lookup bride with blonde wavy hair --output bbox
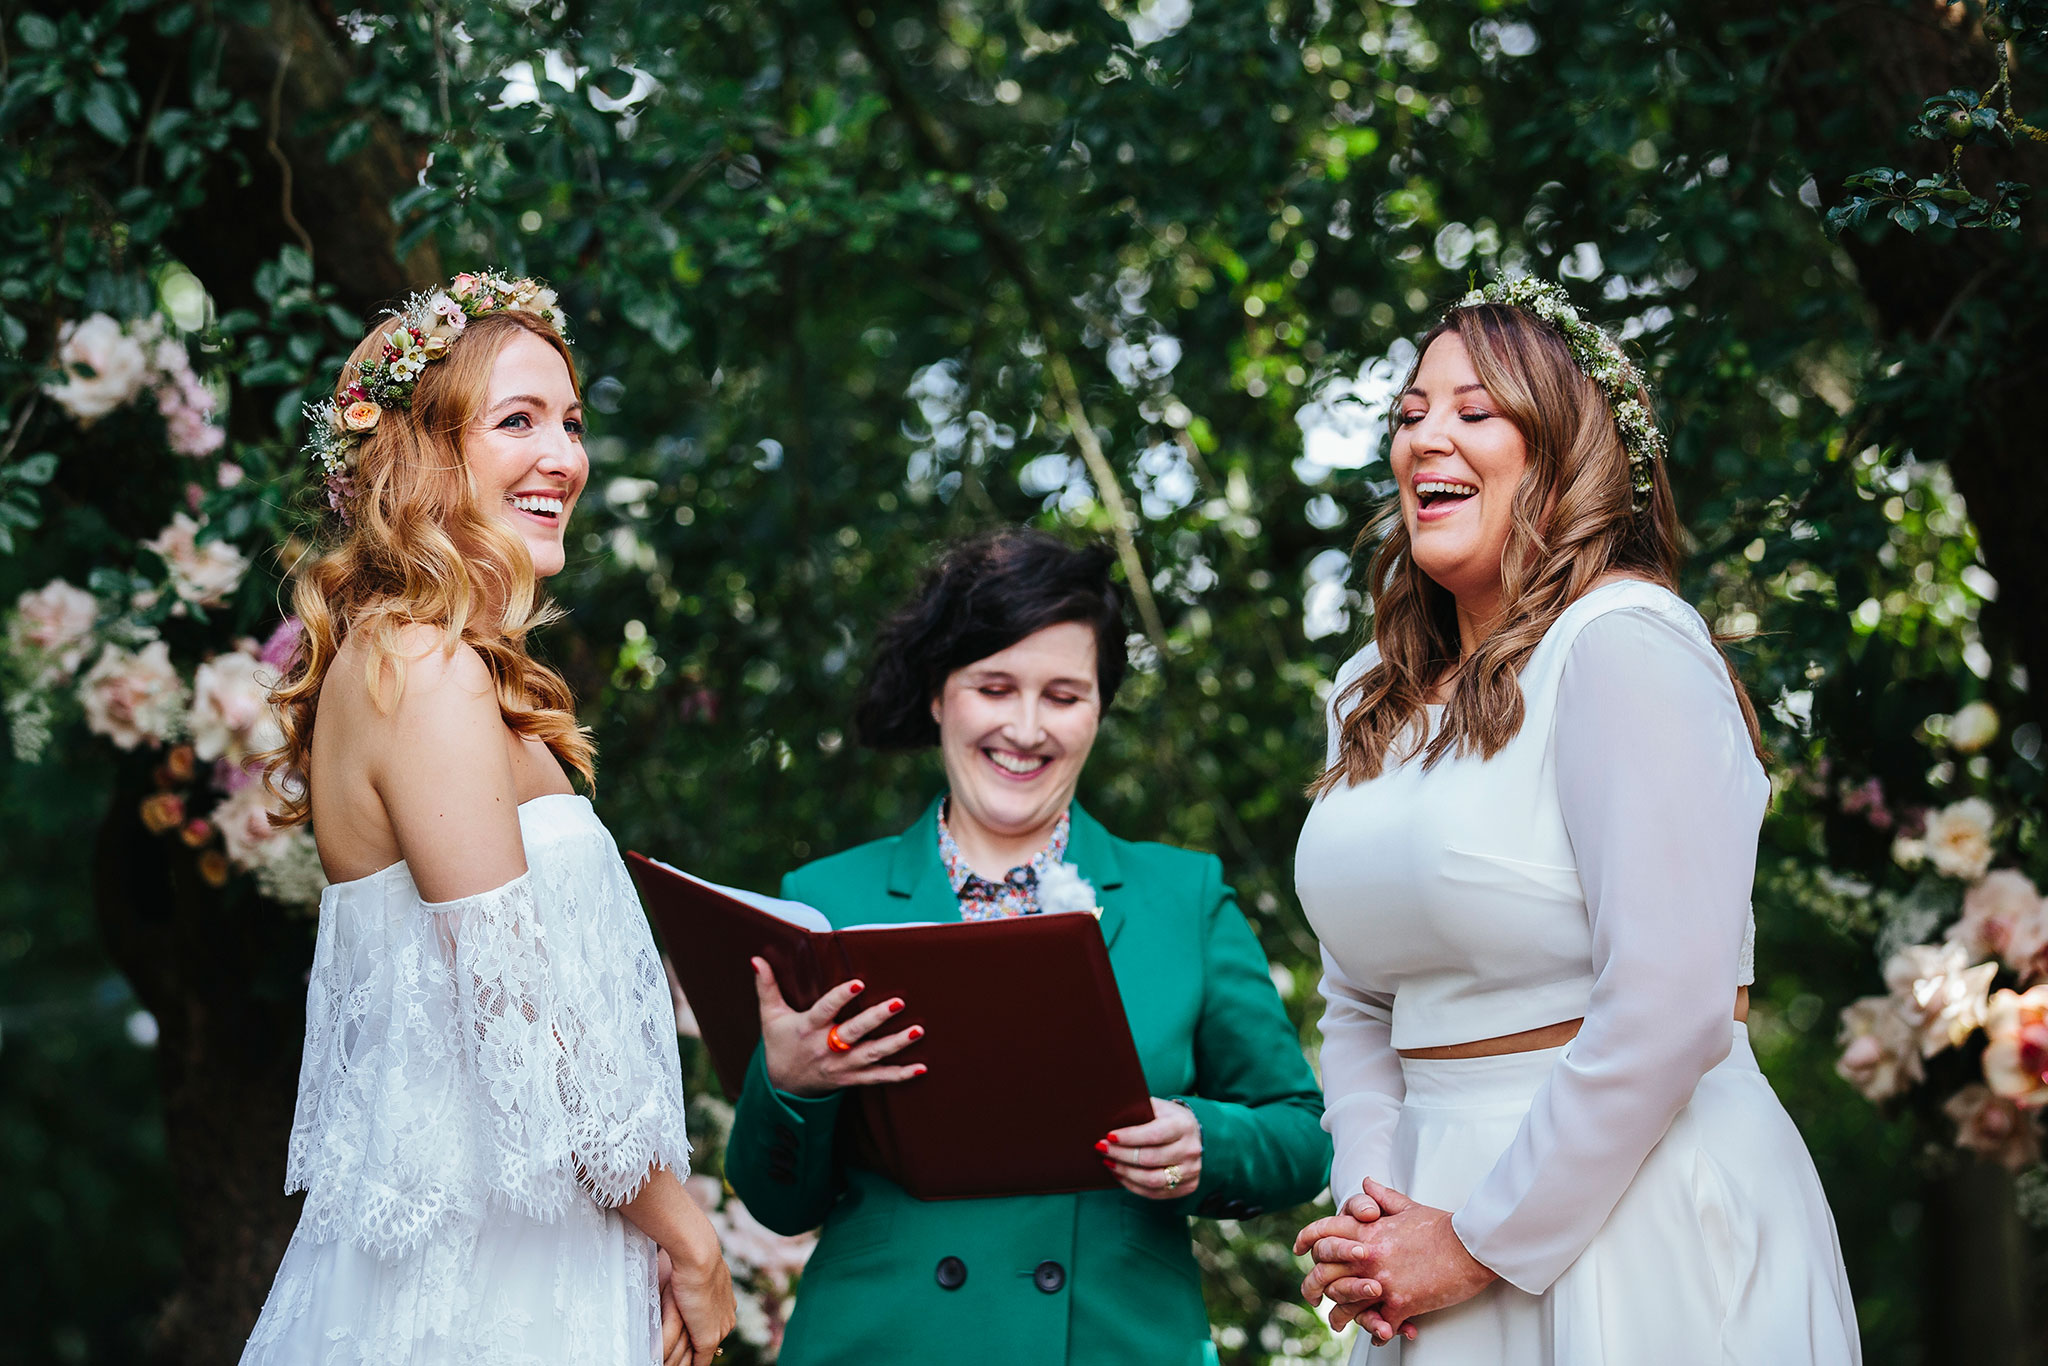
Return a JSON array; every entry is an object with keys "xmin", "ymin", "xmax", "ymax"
[
  {"xmin": 241, "ymin": 274, "xmax": 734, "ymax": 1366},
  {"xmin": 1290, "ymin": 279, "xmax": 1859, "ymax": 1362}
]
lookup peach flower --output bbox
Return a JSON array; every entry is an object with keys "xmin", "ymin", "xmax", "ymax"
[
  {"xmin": 1943, "ymin": 1084, "xmax": 2042, "ymax": 1170},
  {"xmin": 341, "ymin": 400, "xmax": 381, "ymax": 432},
  {"xmin": 1836, "ymin": 995, "xmax": 1924, "ymax": 1101},
  {"xmin": 143, "ymin": 513, "xmax": 249, "ymax": 610},
  {"xmin": 78, "ymin": 640, "xmax": 187, "ymax": 750},
  {"xmin": 1947, "ymin": 869, "xmax": 2048, "ymax": 979},
  {"xmin": 188, "ymin": 647, "xmax": 283, "ymax": 764},
  {"xmin": 8, "ymin": 578, "xmax": 99, "ymax": 680}
]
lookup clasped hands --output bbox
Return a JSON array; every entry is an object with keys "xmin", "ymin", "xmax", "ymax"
[{"xmin": 1294, "ymin": 1178, "xmax": 1497, "ymax": 1346}]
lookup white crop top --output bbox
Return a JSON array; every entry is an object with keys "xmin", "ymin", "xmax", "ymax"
[{"xmin": 1295, "ymin": 580, "xmax": 1767, "ymax": 1293}]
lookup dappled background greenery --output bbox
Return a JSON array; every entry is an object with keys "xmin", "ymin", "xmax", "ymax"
[{"xmin": 3, "ymin": 0, "xmax": 2046, "ymax": 1362}]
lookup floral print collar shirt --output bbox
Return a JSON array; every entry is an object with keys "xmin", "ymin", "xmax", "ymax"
[{"xmin": 936, "ymin": 798, "xmax": 1072, "ymax": 921}]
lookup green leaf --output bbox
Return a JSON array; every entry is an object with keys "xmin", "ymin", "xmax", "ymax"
[
  {"xmin": 82, "ymin": 86, "xmax": 128, "ymax": 143},
  {"xmin": 15, "ymin": 13, "xmax": 58, "ymax": 50},
  {"xmin": 11, "ymin": 453, "xmax": 57, "ymax": 486}
]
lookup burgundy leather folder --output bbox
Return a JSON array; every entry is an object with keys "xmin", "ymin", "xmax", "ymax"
[{"xmin": 627, "ymin": 852, "xmax": 1156, "ymax": 1200}]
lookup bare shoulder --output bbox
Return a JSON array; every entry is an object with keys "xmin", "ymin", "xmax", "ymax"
[{"xmin": 329, "ymin": 620, "xmax": 493, "ymax": 713}]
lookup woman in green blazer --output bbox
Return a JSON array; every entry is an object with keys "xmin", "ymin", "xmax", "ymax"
[{"xmin": 725, "ymin": 530, "xmax": 1331, "ymax": 1366}]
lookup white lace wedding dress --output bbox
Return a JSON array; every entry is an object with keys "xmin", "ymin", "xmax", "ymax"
[{"xmin": 240, "ymin": 793, "xmax": 692, "ymax": 1366}]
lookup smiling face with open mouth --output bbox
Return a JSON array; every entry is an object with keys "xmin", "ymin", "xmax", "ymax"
[
  {"xmin": 1392, "ymin": 332, "xmax": 1531, "ymax": 610},
  {"xmin": 931, "ymin": 620, "xmax": 1103, "ymax": 877},
  {"xmin": 466, "ymin": 330, "xmax": 588, "ymax": 579}
]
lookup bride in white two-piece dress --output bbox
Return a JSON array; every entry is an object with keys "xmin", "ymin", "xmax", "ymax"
[
  {"xmin": 240, "ymin": 274, "xmax": 735, "ymax": 1366},
  {"xmin": 1291, "ymin": 279, "xmax": 1859, "ymax": 1362}
]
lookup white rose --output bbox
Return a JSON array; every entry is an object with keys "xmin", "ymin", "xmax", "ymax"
[
  {"xmin": 1835, "ymin": 995, "xmax": 1924, "ymax": 1102},
  {"xmin": 1947, "ymin": 700, "xmax": 2001, "ymax": 754},
  {"xmin": 1883, "ymin": 941, "xmax": 1998, "ymax": 1055},
  {"xmin": 1923, "ymin": 798, "xmax": 1996, "ymax": 881},
  {"xmin": 1982, "ymin": 986, "xmax": 2048, "ymax": 1109},
  {"xmin": 43, "ymin": 314, "xmax": 150, "ymax": 422},
  {"xmin": 78, "ymin": 640, "xmax": 187, "ymax": 750},
  {"xmin": 8, "ymin": 578, "xmax": 100, "ymax": 680},
  {"xmin": 188, "ymin": 648, "xmax": 284, "ymax": 763},
  {"xmin": 1037, "ymin": 860, "xmax": 1099, "ymax": 916},
  {"xmin": 142, "ymin": 513, "xmax": 250, "ymax": 609}
]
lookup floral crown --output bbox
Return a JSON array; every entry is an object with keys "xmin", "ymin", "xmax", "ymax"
[
  {"xmin": 303, "ymin": 271, "xmax": 569, "ymax": 505},
  {"xmin": 1449, "ymin": 274, "xmax": 1666, "ymax": 509}
]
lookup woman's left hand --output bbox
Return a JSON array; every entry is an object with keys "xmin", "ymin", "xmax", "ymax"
[
  {"xmin": 1309, "ymin": 1178, "xmax": 1496, "ymax": 1339},
  {"xmin": 1100, "ymin": 1097, "xmax": 1203, "ymax": 1200}
]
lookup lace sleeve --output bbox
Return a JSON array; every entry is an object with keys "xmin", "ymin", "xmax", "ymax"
[{"xmin": 424, "ymin": 864, "xmax": 692, "ymax": 1219}]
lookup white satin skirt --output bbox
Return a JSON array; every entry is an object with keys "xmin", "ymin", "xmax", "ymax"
[{"xmin": 1354, "ymin": 1024, "xmax": 1860, "ymax": 1365}]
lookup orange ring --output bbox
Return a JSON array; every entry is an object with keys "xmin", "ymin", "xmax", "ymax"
[{"xmin": 826, "ymin": 1023, "xmax": 854, "ymax": 1054}]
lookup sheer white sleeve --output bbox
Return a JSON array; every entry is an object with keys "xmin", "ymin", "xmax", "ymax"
[
  {"xmin": 286, "ymin": 840, "xmax": 690, "ymax": 1259},
  {"xmin": 1314, "ymin": 643, "xmax": 1404, "ymax": 1202},
  {"xmin": 424, "ymin": 867, "xmax": 692, "ymax": 1219},
  {"xmin": 1448, "ymin": 606, "xmax": 1767, "ymax": 1293},
  {"xmin": 1316, "ymin": 947, "xmax": 1404, "ymax": 1203}
]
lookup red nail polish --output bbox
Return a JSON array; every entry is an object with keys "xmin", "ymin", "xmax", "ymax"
[
  {"xmin": 913, "ymin": 1064, "xmax": 928, "ymax": 1076},
  {"xmin": 1106, "ymin": 1133, "xmax": 1120, "ymax": 1144},
  {"xmin": 907, "ymin": 1026, "xmax": 924, "ymax": 1041},
  {"xmin": 888, "ymin": 999, "xmax": 904, "ymax": 1013},
  {"xmin": 1094, "ymin": 1140, "xmax": 1108, "ymax": 1153},
  {"xmin": 850, "ymin": 980, "xmax": 864, "ymax": 993}
]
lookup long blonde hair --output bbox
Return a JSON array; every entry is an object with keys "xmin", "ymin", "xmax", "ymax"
[
  {"xmin": 1311, "ymin": 303, "xmax": 1762, "ymax": 796},
  {"xmin": 264, "ymin": 310, "xmax": 595, "ymax": 824}
]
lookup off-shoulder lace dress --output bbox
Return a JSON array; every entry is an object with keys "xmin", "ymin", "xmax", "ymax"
[{"xmin": 240, "ymin": 793, "xmax": 691, "ymax": 1366}]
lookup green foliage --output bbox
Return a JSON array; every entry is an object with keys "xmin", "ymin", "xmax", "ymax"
[
  {"xmin": 0, "ymin": 0, "xmax": 2043, "ymax": 1361},
  {"xmin": 1830, "ymin": 0, "xmax": 2045, "ymax": 235}
]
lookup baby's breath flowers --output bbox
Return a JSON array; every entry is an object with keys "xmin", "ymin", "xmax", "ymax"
[{"xmin": 1452, "ymin": 274, "xmax": 1666, "ymax": 509}]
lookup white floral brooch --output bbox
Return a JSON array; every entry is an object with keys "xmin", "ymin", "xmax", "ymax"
[
  {"xmin": 1451, "ymin": 273, "xmax": 1666, "ymax": 510},
  {"xmin": 1037, "ymin": 860, "xmax": 1102, "ymax": 919},
  {"xmin": 303, "ymin": 270, "xmax": 569, "ymax": 512}
]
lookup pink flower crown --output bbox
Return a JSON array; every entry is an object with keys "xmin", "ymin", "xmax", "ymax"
[{"xmin": 303, "ymin": 271, "xmax": 569, "ymax": 514}]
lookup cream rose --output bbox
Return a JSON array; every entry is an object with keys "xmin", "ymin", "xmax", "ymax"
[
  {"xmin": 1883, "ymin": 941, "xmax": 1997, "ymax": 1055},
  {"xmin": 1947, "ymin": 700, "xmax": 2000, "ymax": 754},
  {"xmin": 78, "ymin": 640, "xmax": 188, "ymax": 750},
  {"xmin": 8, "ymin": 578, "xmax": 100, "ymax": 680},
  {"xmin": 43, "ymin": 314, "xmax": 150, "ymax": 422},
  {"xmin": 341, "ymin": 400, "xmax": 382, "ymax": 432},
  {"xmin": 1835, "ymin": 995, "xmax": 1924, "ymax": 1101},
  {"xmin": 1982, "ymin": 986, "xmax": 2048, "ymax": 1109},
  {"xmin": 1923, "ymin": 797, "xmax": 1996, "ymax": 881}
]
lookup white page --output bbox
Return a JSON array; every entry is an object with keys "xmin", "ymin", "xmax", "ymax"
[{"xmin": 642, "ymin": 858, "xmax": 833, "ymax": 933}]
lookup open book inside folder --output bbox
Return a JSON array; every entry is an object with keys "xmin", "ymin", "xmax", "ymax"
[{"xmin": 627, "ymin": 853, "xmax": 1156, "ymax": 1201}]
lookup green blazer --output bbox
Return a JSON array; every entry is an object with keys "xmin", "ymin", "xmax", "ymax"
[{"xmin": 725, "ymin": 799, "xmax": 1330, "ymax": 1366}]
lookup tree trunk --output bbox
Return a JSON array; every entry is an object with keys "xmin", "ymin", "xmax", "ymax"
[
  {"xmin": 1748, "ymin": 0, "xmax": 2048, "ymax": 726},
  {"xmin": 94, "ymin": 765, "xmax": 314, "ymax": 1366},
  {"xmin": 93, "ymin": 7, "xmax": 429, "ymax": 1360}
]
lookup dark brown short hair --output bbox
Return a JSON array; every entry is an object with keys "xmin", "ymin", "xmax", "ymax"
[{"xmin": 854, "ymin": 528, "xmax": 1128, "ymax": 750}]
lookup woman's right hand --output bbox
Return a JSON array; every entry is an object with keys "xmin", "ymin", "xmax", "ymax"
[{"xmin": 751, "ymin": 958, "xmax": 926, "ymax": 1098}]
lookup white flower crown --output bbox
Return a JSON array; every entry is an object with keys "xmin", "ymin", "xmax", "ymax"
[
  {"xmin": 304, "ymin": 271, "xmax": 569, "ymax": 513},
  {"xmin": 1450, "ymin": 274, "xmax": 1666, "ymax": 509}
]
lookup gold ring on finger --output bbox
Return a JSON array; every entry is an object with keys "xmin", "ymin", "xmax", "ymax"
[{"xmin": 1164, "ymin": 1163, "xmax": 1181, "ymax": 1189}]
